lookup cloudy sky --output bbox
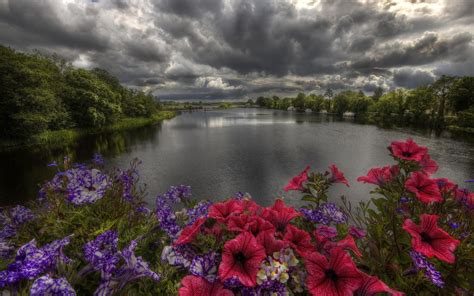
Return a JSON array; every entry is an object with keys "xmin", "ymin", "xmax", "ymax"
[{"xmin": 0, "ymin": 0, "xmax": 473, "ymax": 100}]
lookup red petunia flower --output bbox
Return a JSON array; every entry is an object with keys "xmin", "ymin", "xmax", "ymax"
[
  {"xmin": 218, "ymin": 232, "xmax": 266, "ymax": 287},
  {"xmin": 208, "ymin": 199, "xmax": 244, "ymax": 222},
  {"xmin": 305, "ymin": 248, "xmax": 363, "ymax": 296},
  {"xmin": 403, "ymin": 214, "xmax": 460, "ymax": 263},
  {"xmin": 357, "ymin": 166, "xmax": 397, "ymax": 186},
  {"xmin": 238, "ymin": 199, "xmax": 261, "ymax": 214},
  {"xmin": 178, "ymin": 275, "xmax": 234, "ymax": 296},
  {"xmin": 354, "ymin": 273, "xmax": 404, "ymax": 296},
  {"xmin": 284, "ymin": 224, "xmax": 314, "ymax": 256},
  {"xmin": 323, "ymin": 235, "xmax": 363, "ymax": 258},
  {"xmin": 419, "ymin": 154, "xmax": 438, "ymax": 175},
  {"xmin": 284, "ymin": 165, "xmax": 310, "ymax": 191},
  {"xmin": 257, "ymin": 230, "xmax": 288, "ymax": 256},
  {"xmin": 228, "ymin": 215, "xmax": 275, "ymax": 237},
  {"xmin": 329, "ymin": 165, "xmax": 349, "ymax": 187},
  {"xmin": 174, "ymin": 217, "xmax": 206, "ymax": 246},
  {"xmin": 388, "ymin": 138, "xmax": 428, "ymax": 162},
  {"xmin": 262, "ymin": 199, "xmax": 302, "ymax": 233},
  {"xmin": 405, "ymin": 172, "xmax": 442, "ymax": 204}
]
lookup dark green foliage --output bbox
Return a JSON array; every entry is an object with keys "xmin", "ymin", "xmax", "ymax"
[{"xmin": 0, "ymin": 45, "xmax": 161, "ymax": 140}]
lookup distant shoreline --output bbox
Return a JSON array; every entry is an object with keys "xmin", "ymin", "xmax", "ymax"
[{"xmin": 0, "ymin": 111, "xmax": 175, "ymax": 151}]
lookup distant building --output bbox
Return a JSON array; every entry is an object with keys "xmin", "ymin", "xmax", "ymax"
[
  {"xmin": 287, "ymin": 106, "xmax": 295, "ymax": 111},
  {"xmin": 343, "ymin": 112, "xmax": 355, "ymax": 118},
  {"xmin": 305, "ymin": 108, "xmax": 312, "ymax": 113}
]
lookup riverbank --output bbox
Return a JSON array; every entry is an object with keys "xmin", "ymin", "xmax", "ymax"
[{"xmin": 0, "ymin": 111, "xmax": 175, "ymax": 150}]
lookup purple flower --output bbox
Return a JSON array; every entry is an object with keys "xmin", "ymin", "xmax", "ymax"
[
  {"xmin": 136, "ymin": 206, "xmax": 151, "ymax": 215},
  {"xmin": 47, "ymin": 161, "xmax": 58, "ymax": 167},
  {"xmin": 163, "ymin": 185, "xmax": 192, "ymax": 204},
  {"xmin": 155, "ymin": 197, "xmax": 180, "ymax": 239},
  {"xmin": 409, "ymin": 250, "xmax": 444, "ymax": 288},
  {"xmin": 186, "ymin": 201, "xmax": 212, "ymax": 226},
  {"xmin": 94, "ymin": 240, "xmax": 160, "ymax": 295},
  {"xmin": 400, "ymin": 196, "xmax": 410, "ymax": 203},
  {"xmin": 10, "ymin": 205, "xmax": 34, "ymax": 225},
  {"xmin": 349, "ymin": 226, "xmax": 366, "ymax": 238},
  {"xmin": 0, "ymin": 239, "xmax": 14, "ymax": 259},
  {"xmin": 242, "ymin": 280, "xmax": 287, "ymax": 296},
  {"xmin": 161, "ymin": 244, "xmax": 196, "ymax": 268},
  {"xmin": 117, "ymin": 168, "xmax": 138, "ymax": 202},
  {"xmin": 30, "ymin": 275, "xmax": 76, "ymax": 296},
  {"xmin": 117, "ymin": 240, "xmax": 160, "ymax": 283},
  {"xmin": 92, "ymin": 153, "xmax": 104, "ymax": 166},
  {"xmin": 0, "ymin": 236, "xmax": 72, "ymax": 287},
  {"xmin": 47, "ymin": 167, "xmax": 111, "ymax": 205},
  {"xmin": 300, "ymin": 202, "xmax": 347, "ymax": 225},
  {"xmin": 223, "ymin": 276, "xmax": 243, "ymax": 289},
  {"xmin": 465, "ymin": 179, "xmax": 474, "ymax": 183},
  {"xmin": 189, "ymin": 252, "xmax": 219, "ymax": 282},
  {"xmin": 84, "ymin": 231, "xmax": 119, "ymax": 277},
  {"xmin": 449, "ymin": 222, "xmax": 460, "ymax": 229}
]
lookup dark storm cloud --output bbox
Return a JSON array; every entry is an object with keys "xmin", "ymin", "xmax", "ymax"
[
  {"xmin": 393, "ymin": 68, "xmax": 435, "ymax": 88},
  {"xmin": 0, "ymin": 0, "xmax": 472, "ymax": 100}
]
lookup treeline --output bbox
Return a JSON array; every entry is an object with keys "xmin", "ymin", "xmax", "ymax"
[
  {"xmin": 253, "ymin": 76, "xmax": 474, "ymax": 130},
  {"xmin": 0, "ymin": 45, "xmax": 161, "ymax": 140}
]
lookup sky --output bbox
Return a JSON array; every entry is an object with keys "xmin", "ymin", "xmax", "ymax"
[{"xmin": 0, "ymin": 0, "xmax": 473, "ymax": 101}]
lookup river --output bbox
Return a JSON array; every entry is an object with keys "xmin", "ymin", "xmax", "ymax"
[{"xmin": 1, "ymin": 108, "xmax": 473, "ymax": 206}]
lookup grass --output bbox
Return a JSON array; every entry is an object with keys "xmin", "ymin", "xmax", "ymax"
[
  {"xmin": 0, "ymin": 111, "xmax": 175, "ymax": 150},
  {"xmin": 447, "ymin": 125, "xmax": 474, "ymax": 134}
]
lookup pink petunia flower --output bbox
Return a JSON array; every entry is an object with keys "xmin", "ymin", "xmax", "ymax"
[
  {"xmin": 284, "ymin": 165, "xmax": 310, "ymax": 192},
  {"xmin": 403, "ymin": 214, "xmax": 460, "ymax": 264},
  {"xmin": 218, "ymin": 232, "xmax": 266, "ymax": 287}
]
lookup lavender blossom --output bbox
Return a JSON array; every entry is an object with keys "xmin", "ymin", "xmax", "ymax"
[
  {"xmin": 84, "ymin": 231, "xmax": 119, "ymax": 277},
  {"xmin": 0, "ymin": 236, "xmax": 72, "ymax": 287},
  {"xmin": 155, "ymin": 197, "xmax": 180, "ymax": 239},
  {"xmin": 163, "ymin": 185, "xmax": 192, "ymax": 204},
  {"xmin": 30, "ymin": 275, "xmax": 76, "ymax": 296},
  {"xmin": 93, "ymin": 240, "xmax": 160, "ymax": 295},
  {"xmin": 300, "ymin": 202, "xmax": 347, "ymax": 225},
  {"xmin": 189, "ymin": 252, "xmax": 219, "ymax": 282},
  {"xmin": 161, "ymin": 245, "xmax": 196, "ymax": 269},
  {"xmin": 0, "ymin": 239, "xmax": 14, "ymax": 259},
  {"xmin": 49, "ymin": 167, "xmax": 111, "ymax": 205},
  {"xmin": 10, "ymin": 205, "xmax": 34, "ymax": 225},
  {"xmin": 409, "ymin": 250, "xmax": 444, "ymax": 288},
  {"xmin": 186, "ymin": 200, "xmax": 212, "ymax": 226},
  {"xmin": 92, "ymin": 153, "xmax": 105, "ymax": 166},
  {"xmin": 117, "ymin": 169, "xmax": 138, "ymax": 202},
  {"xmin": 47, "ymin": 161, "xmax": 58, "ymax": 167},
  {"xmin": 242, "ymin": 280, "xmax": 288, "ymax": 296}
]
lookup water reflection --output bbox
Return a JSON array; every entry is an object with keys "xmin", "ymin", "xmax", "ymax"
[{"xmin": 0, "ymin": 109, "xmax": 473, "ymax": 207}]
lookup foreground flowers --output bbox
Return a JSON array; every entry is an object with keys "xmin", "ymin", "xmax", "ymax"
[
  {"xmin": 403, "ymin": 214, "xmax": 460, "ymax": 263},
  {"xmin": 0, "ymin": 139, "xmax": 473, "ymax": 295}
]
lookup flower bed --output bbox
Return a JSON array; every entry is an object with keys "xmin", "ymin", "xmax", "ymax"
[{"xmin": 0, "ymin": 140, "xmax": 473, "ymax": 295}]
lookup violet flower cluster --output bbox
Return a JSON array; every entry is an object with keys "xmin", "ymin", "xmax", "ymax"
[
  {"xmin": 186, "ymin": 200, "xmax": 212, "ymax": 226},
  {"xmin": 0, "ymin": 235, "xmax": 72, "ymax": 288},
  {"xmin": 0, "ymin": 206, "xmax": 35, "ymax": 259},
  {"xmin": 189, "ymin": 251, "xmax": 219, "ymax": 282},
  {"xmin": 30, "ymin": 275, "xmax": 76, "ymax": 296},
  {"xmin": 84, "ymin": 231, "xmax": 160, "ymax": 295},
  {"xmin": 409, "ymin": 250, "xmax": 444, "ymax": 288},
  {"xmin": 155, "ymin": 185, "xmax": 193, "ymax": 239},
  {"xmin": 300, "ymin": 202, "xmax": 347, "ymax": 225},
  {"xmin": 47, "ymin": 167, "xmax": 111, "ymax": 205},
  {"xmin": 84, "ymin": 230, "xmax": 120, "ymax": 277}
]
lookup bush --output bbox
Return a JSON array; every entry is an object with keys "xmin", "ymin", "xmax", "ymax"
[{"xmin": 0, "ymin": 139, "xmax": 472, "ymax": 295}]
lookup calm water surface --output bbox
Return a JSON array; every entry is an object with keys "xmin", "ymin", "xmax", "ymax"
[{"xmin": 1, "ymin": 109, "xmax": 473, "ymax": 206}]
